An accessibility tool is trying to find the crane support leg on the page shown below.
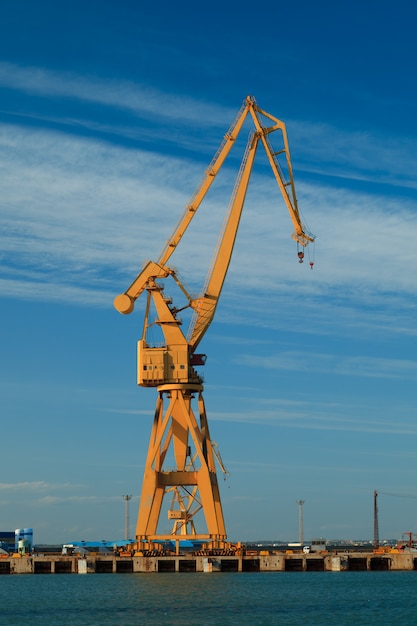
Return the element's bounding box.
[135,384,226,543]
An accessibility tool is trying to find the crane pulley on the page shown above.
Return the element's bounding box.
[114,95,315,549]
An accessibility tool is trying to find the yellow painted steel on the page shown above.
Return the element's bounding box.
[135,385,226,541]
[114,96,315,546]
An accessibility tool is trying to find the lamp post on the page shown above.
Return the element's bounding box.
[122,495,133,541]
[296,499,305,545]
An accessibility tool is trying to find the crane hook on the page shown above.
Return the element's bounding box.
[309,262,314,270]
[297,251,304,263]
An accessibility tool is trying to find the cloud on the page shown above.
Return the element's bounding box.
[101,409,153,416]
[236,351,417,380]
[209,406,417,436]
[0,482,137,507]
[0,62,233,127]
[1,64,417,345]
[2,61,417,190]
[291,119,417,191]
[0,481,81,491]
[36,495,127,505]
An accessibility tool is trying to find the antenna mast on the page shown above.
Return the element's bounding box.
[296,499,305,545]
[123,495,133,541]
[373,490,379,549]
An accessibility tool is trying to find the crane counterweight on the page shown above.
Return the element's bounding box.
[114,294,134,315]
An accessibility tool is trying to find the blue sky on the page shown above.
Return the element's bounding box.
[1,0,417,545]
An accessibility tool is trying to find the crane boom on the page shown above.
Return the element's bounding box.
[114,95,314,319]
[187,103,314,349]
[157,99,251,268]
[188,130,259,348]
[248,103,310,245]
[114,97,252,316]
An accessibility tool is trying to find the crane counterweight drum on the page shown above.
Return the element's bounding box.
[114,95,315,550]
[114,293,134,315]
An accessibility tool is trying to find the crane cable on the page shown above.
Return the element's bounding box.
[308,239,315,269]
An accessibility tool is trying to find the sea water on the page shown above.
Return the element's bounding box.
[1,571,417,625]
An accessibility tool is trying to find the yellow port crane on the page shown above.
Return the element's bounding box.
[114,95,315,550]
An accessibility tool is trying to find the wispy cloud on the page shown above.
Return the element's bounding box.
[209,406,417,436]
[291,119,417,191]
[1,63,417,346]
[0,62,233,127]
[36,494,130,505]
[0,481,81,491]
[2,61,416,189]
[0,482,136,506]
[236,351,417,380]
[101,408,153,416]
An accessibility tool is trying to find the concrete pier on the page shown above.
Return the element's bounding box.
[1,551,416,574]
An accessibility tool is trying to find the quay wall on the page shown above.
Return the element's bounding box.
[1,552,416,574]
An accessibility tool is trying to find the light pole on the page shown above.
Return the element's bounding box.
[296,499,305,545]
[122,495,133,541]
